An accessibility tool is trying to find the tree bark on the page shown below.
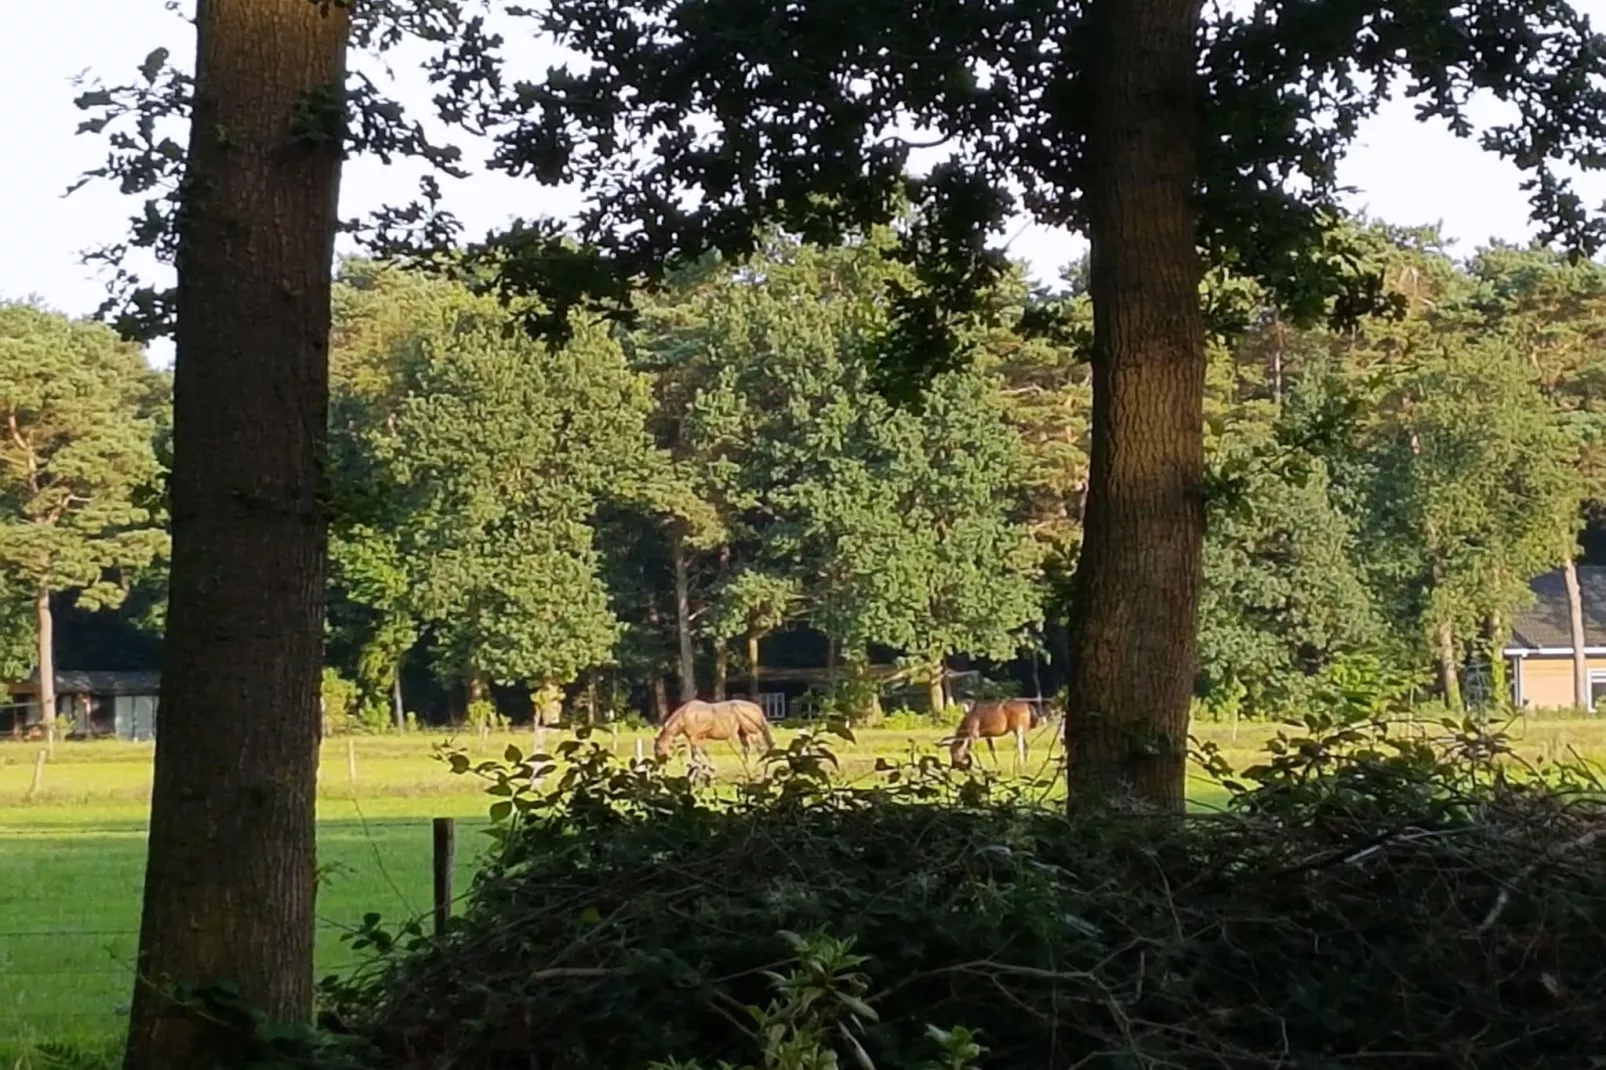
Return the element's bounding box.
[712,641,728,701]
[709,544,730,701]
[747,629,761,701]
[392,669,405,731]
[124,3,348,1067]
[645,587,671,721]
[670,526,696,702]
[1437,621,1463,711]
[648,671,669,722]
[1565,556,1589,710]
[928,670,946,718]
[1065,0,1206,813]
[34,585,54,742]
[1485,612,1508,713]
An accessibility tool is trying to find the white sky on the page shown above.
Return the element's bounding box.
[6,0,1606,368]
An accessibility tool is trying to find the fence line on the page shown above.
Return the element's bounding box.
[1,814,477,1045]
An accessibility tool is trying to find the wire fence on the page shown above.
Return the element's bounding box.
[0,815,485,1045]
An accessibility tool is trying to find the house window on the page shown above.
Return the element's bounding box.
[1588,671,1606,713]
[758,692,786,722]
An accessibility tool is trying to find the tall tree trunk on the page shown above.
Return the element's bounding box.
[1437,621,1463,711]
[709,543,730,701]
[1066,0,1206,813]
[648,671,669,722]
[392,668,405,731]
[927,669,946,718]
[645,587,671,721]
[1565,556,1589,710]
[712,641,728,701]
[670,527,697,702]
[125,3,348,1067]
[747,629,761,701]
[1485,612,1508,713]
[34,585,54,742]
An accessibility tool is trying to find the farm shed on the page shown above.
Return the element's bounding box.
[5,669,161,740]
[1504,566,1606,711]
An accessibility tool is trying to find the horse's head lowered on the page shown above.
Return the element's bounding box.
[947,734,975,770]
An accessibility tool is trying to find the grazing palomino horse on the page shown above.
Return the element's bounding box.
[653,699,775,775]
[947,698,1037,772]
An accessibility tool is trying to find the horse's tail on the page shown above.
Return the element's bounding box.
[756,708,775,752]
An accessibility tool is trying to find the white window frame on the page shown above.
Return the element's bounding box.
[1588,670,1606,713]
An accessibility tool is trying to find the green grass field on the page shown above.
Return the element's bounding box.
[2,714,1602,1063]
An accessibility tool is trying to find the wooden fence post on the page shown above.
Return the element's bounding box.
[25,749,46,801]
[346,737,358,788]
[432,817,455,938]
[635,738,644,763]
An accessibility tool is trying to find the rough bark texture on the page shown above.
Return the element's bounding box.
[35,586,54,741]
[670,528,697,702]
[1566,557,1589,709]
[1486,612,1508,708]
[1066,0,1206,813]
[649,672,670,722]
[712,642,728,701]
[1437,621,1463,711]
[744,631,759,701]
[124,2,347,1066]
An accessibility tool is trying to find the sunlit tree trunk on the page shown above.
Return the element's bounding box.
[747,629,761,701]
[1566,557,1589,710]
[124,2,347,1066]
[34,585,54,743]
[1437,621,1463,711]
[670,526,696,702]
[928,667,946,718]
[712,641,728,701]
[1066,0,1206,813]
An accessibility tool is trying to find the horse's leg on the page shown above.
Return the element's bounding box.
[985,736,998,769]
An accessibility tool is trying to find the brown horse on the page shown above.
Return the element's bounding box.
[947,698,1037,771]
[653,699,776,774]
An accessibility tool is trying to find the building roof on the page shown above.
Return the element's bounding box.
[1508,566,1606,651]
[8,670,162,696]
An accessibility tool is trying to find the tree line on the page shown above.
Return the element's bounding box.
[7,220,1603,730]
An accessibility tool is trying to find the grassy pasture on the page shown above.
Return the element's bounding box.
[0,714,1600,1062]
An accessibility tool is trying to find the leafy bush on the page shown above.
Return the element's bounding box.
[321,710,1606,1070]
[321,668,359,732]
[869,706,949,732]
[464,698,507,733]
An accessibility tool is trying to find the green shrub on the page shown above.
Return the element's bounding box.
[320,668,359,732]
[320,711,1606,1070]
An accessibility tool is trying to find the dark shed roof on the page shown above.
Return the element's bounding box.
[9,670,162,696]
[1508,566,1606,650]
